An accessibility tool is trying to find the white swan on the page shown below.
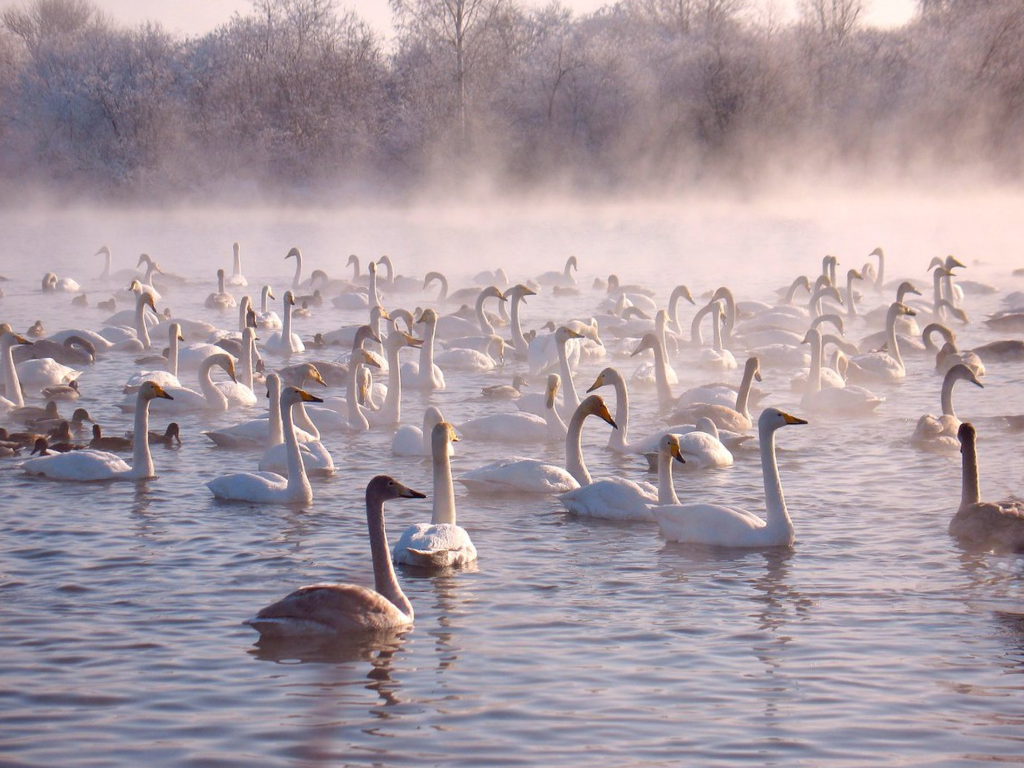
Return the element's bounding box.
[459,373,567,442]
[206,386,322,504]
[1,331,32,410]
[366,332,421,428]
[518,326,585,417]
[392,406,452,457]
[215,327,258,407]
[435,286,505,339]
[800,328,883,415]
[205,269,237,310]
[226,242,248,287]
[22,382,173,481]
[254,285,282,330]
[202,373,316,448]
[435,336,504,372]
[911,363,983,451]
[935,341,985,379]
[698,300,737,371]
[458,391,617,495]
[949,422,1024,552]
[653,409,807,547]
[504,283,536,359]
[263,290,305,356]
[244,475,424,637]
[666,357,763,431]
[847,302,916,383]
[536,255,578,287]
[400,308,445,391]
[124,323,183,392]
[393,422,477,569]
[14,356,81,392]
[119,353,236,413]
[96,245,139,282]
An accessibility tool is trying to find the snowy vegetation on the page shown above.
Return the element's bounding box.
[0,0,1021,200]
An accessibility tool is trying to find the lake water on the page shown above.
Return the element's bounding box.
[2,192,1024,766]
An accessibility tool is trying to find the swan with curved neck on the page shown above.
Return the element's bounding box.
[216,327,258,407]
[667,285,696,335]
[392,405,451,457]
[844,269,864,318]
[345,351,381,432]
[245,475,424,637]
[666,356,762,431]
[504,284,536,359]
[698,300,737,370]
[206,387,322,505]
[800,328,882,413]
[124,323,183,392]
[653,408,807,547]
[849,302,916,383]
[393,423,476,569]
[460,374,568,442]
[22,382,173,481]
[911,363,983,451]
[948,423,1024,552]
[121,352,236,413]
[285,246,303,289]
[631,331,675,411]
[1,332,32,410]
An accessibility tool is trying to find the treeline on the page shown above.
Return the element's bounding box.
[0,0,1021,201]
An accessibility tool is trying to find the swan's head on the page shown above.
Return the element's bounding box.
[801,328,820,346]
[944,362,983,389]
[357,349,382,370]
[892,302,916,318]
[139,381,174,401]
[945,255,965,270]
[418,307,438,325]
[567,255,578,271]
[487,335,508,362]
[232,242,240,256]
[671,285,696,305]
[545,374,561,408]
[631,333,657,357]
[284,290,296,306]
[302,364,328,386]
[281,386,324,409]
[579,394,617,429]
[208,353,237,383]
[896,281,921,300]
[869,246,884,258]
[423,271,444,289]
[555,325,584,344]
[377,254,393,268]
[216,268,225,279]
[745,356,762,383]
[1,331,32,348]
[263,285,275,300]
[367,475,427,503]
[41,272,57,290]
[759,408,807,431]
[284,247,301,260]
[95,245,110,257]
[480,285,506,302]
[660,433,686,464]
[958,421,976,451]
[388,331,423,352]
[606,274,619,293]
[264,372,281,398]
[848,269,863,281]
[587,367,618,393]
[432,421,459,451]
[503,284,536,301]
[712,286,734,303]
[812,313,844,334]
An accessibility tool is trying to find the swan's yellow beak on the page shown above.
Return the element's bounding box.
[308,366,327,386]
[566,329,584,339]
[297,388,324,404]
[226,361,237,383]
[669,440,685,463]
[597,400,617,430]
[782,412,807,425]
[152,384,174,400]
[361,350,381,369]
[586,374,604,393]
[398,485,427,499]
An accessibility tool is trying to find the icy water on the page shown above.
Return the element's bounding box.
[2,195,1024,767]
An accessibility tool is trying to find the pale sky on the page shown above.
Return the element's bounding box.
[0,0,918,38]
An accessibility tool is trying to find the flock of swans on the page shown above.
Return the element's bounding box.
[2,242,1023,642]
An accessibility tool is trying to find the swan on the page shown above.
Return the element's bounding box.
[202,373,316,448]
[586,367,734,468]
[911,363,983,451]
[124,323,184,392]
[1,331,32,410]
[205,269,237,310]
[393,422,477,569]
[263,290,305,356]
[337,351,381,432]
[674,356,763,411]
[392,406,454,457]
[557,396,664,522]
[119,353,236,414]
[366,332,421,428]
[42,271,81,293]
[847,303,916,383]
[14,357,81,392]
[460,373,567,442]
[536,255,578,287]
[376,255,422,294]
[244,475,424,637]
[400,308,445,390]
[666,284,697,335]
[256,285,282,330]
[653,408,807,547]
[458,392,617,495]
[973,338,1024,363]
[13,335,95,367]
[949,423,1024,552]
[215,327,258,407]
[332,259,380,309]
[285,246,305,289]
[504,284,536,359]
[935,341,985,379]
[520,326,586,416]
[259,431,336,478]
[435,336,505,372]
[666,357,763,432]
[697,300,737,371]
[423,271,484,304]
[206,386,323,504]
[96,245,139,282]
[482,374,527,400]
[630,310,679,388]
[435,286,505,339]
[137,252,186,287]
[800,328,883,414]
[225,242,247,287]
[21,382,173,481]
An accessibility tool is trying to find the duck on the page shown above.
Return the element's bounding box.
[147,423,181,447]
[949,422,1024,552]
[206,387,323,504]
[393,423,477,569]
[458,392,617,495]
[89,424,133,452]
[481,374,527,400]
[911,363,983,452]
[653,409,807,547]
[244,475,425,637]
[21,382,173,481]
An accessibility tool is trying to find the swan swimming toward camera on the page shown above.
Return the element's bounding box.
[244,475,425,637]
[653,408,807,547]
[392,422,477,569]
[911,363,983,452]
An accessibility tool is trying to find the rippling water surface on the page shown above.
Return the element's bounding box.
[2,195,1024,766]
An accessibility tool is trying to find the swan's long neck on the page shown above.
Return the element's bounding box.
[711,307,724,353]
[658,448,679,505]
[347,363,369,431]
[129,394,156,479]
[932,270,945,319]
[268,381,284,444]
[510,295,528,355]
[367,493,413,619]
[808,332,823,395]
[102,250,112,278]
[609,373,630,450]
[241,333,254,391]
[2,339,24,408]
[846,274,858,318]
[759,422,792,537]
[565,410,593,486]
[419,317,436,375]
[716,289,735,343]
[689,303,710,346]
[292,253,302,289]
[218,271,226,294]
[943,271,958,308]
[135,297,151,350]
[885,306,905,372]
[434,273,448,302]
[199,359,229,411]
[557,337,581,414]
[940,372,959,418]
[380,342,404,424]
[281,399,311,499]
[961,433,980,509]
[369,265,380,306]
[261,286,270,314]
[736,364,755,420]
[168,330,179,379]
[875,251,885,291]
[668,287,686,333]
[476,292,495,334]
[145,261,157,283]
[651,336,673,411]
[232,246,242,277]
[431,439,457,526]
[783,277,806,305]
[545,393,568,438]
[282,298,294,355]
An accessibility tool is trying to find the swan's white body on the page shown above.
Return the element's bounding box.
[14,358,81,390]
[263,291,304,356]
[393,423,477,569]
[911,364,983,452]
[225,242,248,287]
[653,409,806,547]
[400,308,445,390]
[800,328,883,415]
[22,383,173,481]
[848,303,916,383]
[392,406,452,457]
[119,353,236,414]
[202,374,316,448]
[460,374,567,443]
